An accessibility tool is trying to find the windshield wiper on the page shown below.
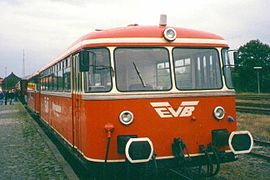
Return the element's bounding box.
[133,62,146,87]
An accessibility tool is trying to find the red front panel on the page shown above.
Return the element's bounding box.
[79,95,237,161]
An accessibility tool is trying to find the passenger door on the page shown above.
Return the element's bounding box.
[72,54,82,150]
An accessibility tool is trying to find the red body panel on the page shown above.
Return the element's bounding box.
[40,94,73,144]
[27,91,40,113]
[35,92,40,113]
[27,91,36,112]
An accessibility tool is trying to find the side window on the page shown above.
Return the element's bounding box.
[48,75,51,91]
[40,78,43,91]
[48,68,53,91]
[47,69,51,91]
[83,48,112,92]
[40,72,45,91]
[45,76,48,91]
[222,49,234,89]
[53,65,58,91]
[49,67,53,91]
[58,61,64,91]
[35,77,40,91]
[64,58,71,92]
[41,76,46,91]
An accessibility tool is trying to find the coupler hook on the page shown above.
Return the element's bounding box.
[199,144,220,177]
[103,123,115,179]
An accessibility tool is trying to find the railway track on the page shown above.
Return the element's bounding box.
[254,139,270,147]
[236,94,270,101]
[250,139,270,162]
[236,106,270,115]
[236,94,270,115]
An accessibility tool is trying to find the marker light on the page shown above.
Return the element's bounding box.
[213,106,225,120]
[163,27,177,41]
[119,111,134,125]
[228,116,235,122]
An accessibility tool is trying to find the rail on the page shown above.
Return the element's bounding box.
[254,139,270,147]
[249,139,270,162]
[236,94,270,101]
[236,106,270,115]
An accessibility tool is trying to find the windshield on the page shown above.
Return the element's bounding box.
[114,48,171,91]
[173,48,222,90]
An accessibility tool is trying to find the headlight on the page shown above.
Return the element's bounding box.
[163,27,177,41]
[213,106,225,120]
[119,110,134,125]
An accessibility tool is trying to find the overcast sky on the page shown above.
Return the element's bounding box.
[0,0,269,78]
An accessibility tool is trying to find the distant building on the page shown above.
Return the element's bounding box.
[2,72,21,91]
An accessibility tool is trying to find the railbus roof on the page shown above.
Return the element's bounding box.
[39,25,228,73]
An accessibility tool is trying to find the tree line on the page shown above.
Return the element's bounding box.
[232,39,270,93]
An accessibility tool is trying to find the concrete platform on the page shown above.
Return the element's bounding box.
[0,102,78,179]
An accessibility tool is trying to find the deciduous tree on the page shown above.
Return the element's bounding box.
[234,40,270,92]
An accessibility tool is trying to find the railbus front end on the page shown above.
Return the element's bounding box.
[78,46,253,177]
[37,22,253,178]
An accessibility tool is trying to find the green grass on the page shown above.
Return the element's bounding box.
[236,112,270,141]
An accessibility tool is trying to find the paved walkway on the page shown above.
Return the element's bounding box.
[0,102,77,179]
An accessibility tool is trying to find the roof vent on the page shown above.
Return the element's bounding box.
[128,24,139,26]
[159,14,167,26]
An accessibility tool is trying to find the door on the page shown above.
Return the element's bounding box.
[72,54,82,150]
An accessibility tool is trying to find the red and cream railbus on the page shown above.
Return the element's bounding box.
[28,16,253,178]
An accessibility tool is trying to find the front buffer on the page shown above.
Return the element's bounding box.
[114,129,253,178]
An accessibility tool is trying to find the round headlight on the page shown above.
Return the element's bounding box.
[163,27,177,41]
[119,111,134,125]
[213,106,225,120]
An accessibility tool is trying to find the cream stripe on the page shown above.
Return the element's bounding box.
[150,102,171,107]
[181,101,199,106]
[73,149,233,163]
[81,37,227,46]
[63,37,227,59]
[42,37,228,71]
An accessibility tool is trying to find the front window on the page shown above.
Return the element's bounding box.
[173,48,222,90]
[114,48,171,92]
[83,48,112,92]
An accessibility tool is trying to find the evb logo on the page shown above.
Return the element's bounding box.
[150,101,199,118]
